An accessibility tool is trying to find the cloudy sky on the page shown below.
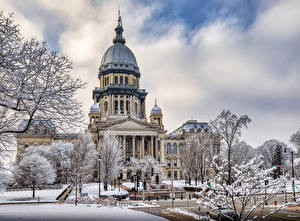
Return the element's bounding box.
[1,0,300,148]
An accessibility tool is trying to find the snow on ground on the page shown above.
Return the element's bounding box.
[70,182,128,198]
[168,208,212,220]
[122,182,144,191]
[0,185,69,203]
[0,204,167,221]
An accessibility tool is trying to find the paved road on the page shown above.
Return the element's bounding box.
[151,199,300,221]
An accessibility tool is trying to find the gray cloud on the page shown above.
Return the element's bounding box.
[1,0,300,147]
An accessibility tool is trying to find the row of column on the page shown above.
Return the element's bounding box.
[120,135,159,162]
[101,95,144,117]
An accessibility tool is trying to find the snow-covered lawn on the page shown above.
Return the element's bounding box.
[0,204,167,221]
[0,185,68,203]
[168,208,212,220]
[69,182,128,198]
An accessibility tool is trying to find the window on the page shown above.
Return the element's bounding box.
[168,171,171,178]
[126,101,129,111]
[104,101,108,112]
[120,76,123,84]
[120,100,124,113]
[167,159,171,167]
[114,76,118,84]
[174,159,177,167]
[125,76,128,84]
[158,140,160,151]
[114,100,118,111]
[167,143,171,154]
[179,143,183,154]
[174,171,178,180]
[43,129,47,135]
[94,141,97,149]
[173,143,177,154]
[24,144,28,149]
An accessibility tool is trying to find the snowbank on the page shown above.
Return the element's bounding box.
[0,204,167,221]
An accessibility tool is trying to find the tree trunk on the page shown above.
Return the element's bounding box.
[32,184,35,198]
[104,181,108,191]
[75,180,78,206]
[228,146,232,185]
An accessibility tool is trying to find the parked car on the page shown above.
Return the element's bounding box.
[207,205,239,221]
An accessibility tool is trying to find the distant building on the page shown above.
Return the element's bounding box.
[161,120,220,180]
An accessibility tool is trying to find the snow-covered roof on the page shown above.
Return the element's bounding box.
[171,120,212,135]
[18,119,55,131]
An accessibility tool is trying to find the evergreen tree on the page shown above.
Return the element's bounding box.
[271,144,282,179]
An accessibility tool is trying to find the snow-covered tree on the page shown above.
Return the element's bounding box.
[256,139,288,169]
[14,153,56,198]
[0,12,85,155]
[231,141,255,166]
[181,132,213,185]
[100,131,123,191]
[0,161,12,192]
[210,110,251,185]
[290,130,300,148]
[21,142,74,182]
[198,155,292,221]
[69,132,96,205]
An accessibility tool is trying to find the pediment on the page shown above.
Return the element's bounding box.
[107,119,154,131]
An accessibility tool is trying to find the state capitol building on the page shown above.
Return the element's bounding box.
[16,13,220,181]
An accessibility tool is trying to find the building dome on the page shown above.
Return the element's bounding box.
[99,13,139,74]
[90,103,101,112]
[151,104,162,115]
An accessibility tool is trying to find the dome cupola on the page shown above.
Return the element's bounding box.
[90,103,101,112]
[99,10,140,76]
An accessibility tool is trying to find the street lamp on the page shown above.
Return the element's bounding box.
[98,155,101,198]
[291,151,296,201]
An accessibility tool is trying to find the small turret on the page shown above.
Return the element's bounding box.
[150,99,163,126]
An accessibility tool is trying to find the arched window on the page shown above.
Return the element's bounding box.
[120,76,123,84]
[167,143,171,154]
[179,143,183,154]
[24,144,28,149]
[173,143,177,154]
[126,101,129,111]
[104,101,108,112]
[114,76,118,84]
[125,76,128,84]
[120,100,124,113]
[114,100,118,111]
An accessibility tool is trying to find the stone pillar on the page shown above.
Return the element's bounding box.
[155,137,159,160]
[123,135,126,162]
[141,136,145,159]
[150,136,154,157]
[118,95,120,115]
[132,136,135,158]
[111,95,114,115]
[124,98,127,115]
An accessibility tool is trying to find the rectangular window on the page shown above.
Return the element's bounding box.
[174,171,178,180]
[167,159,171,167]
[174,159,177,167]
[173,143,177,154]
[179,144,183,154]
[167,143,171,154]
[168,171,171,178]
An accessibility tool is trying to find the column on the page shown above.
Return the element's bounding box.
[137,99,141,118]
[141,136,145,159]
[155,137,159,160]
[111,95,114,115]
[118,95,120,115]
[132,136,135,158]
[124,98,127,115]
[150,136,154,157]
[123,135,126,162]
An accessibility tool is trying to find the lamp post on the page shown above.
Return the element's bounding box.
[98,155,101,198]
[291,151,296,201]
[171,154,174,209]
